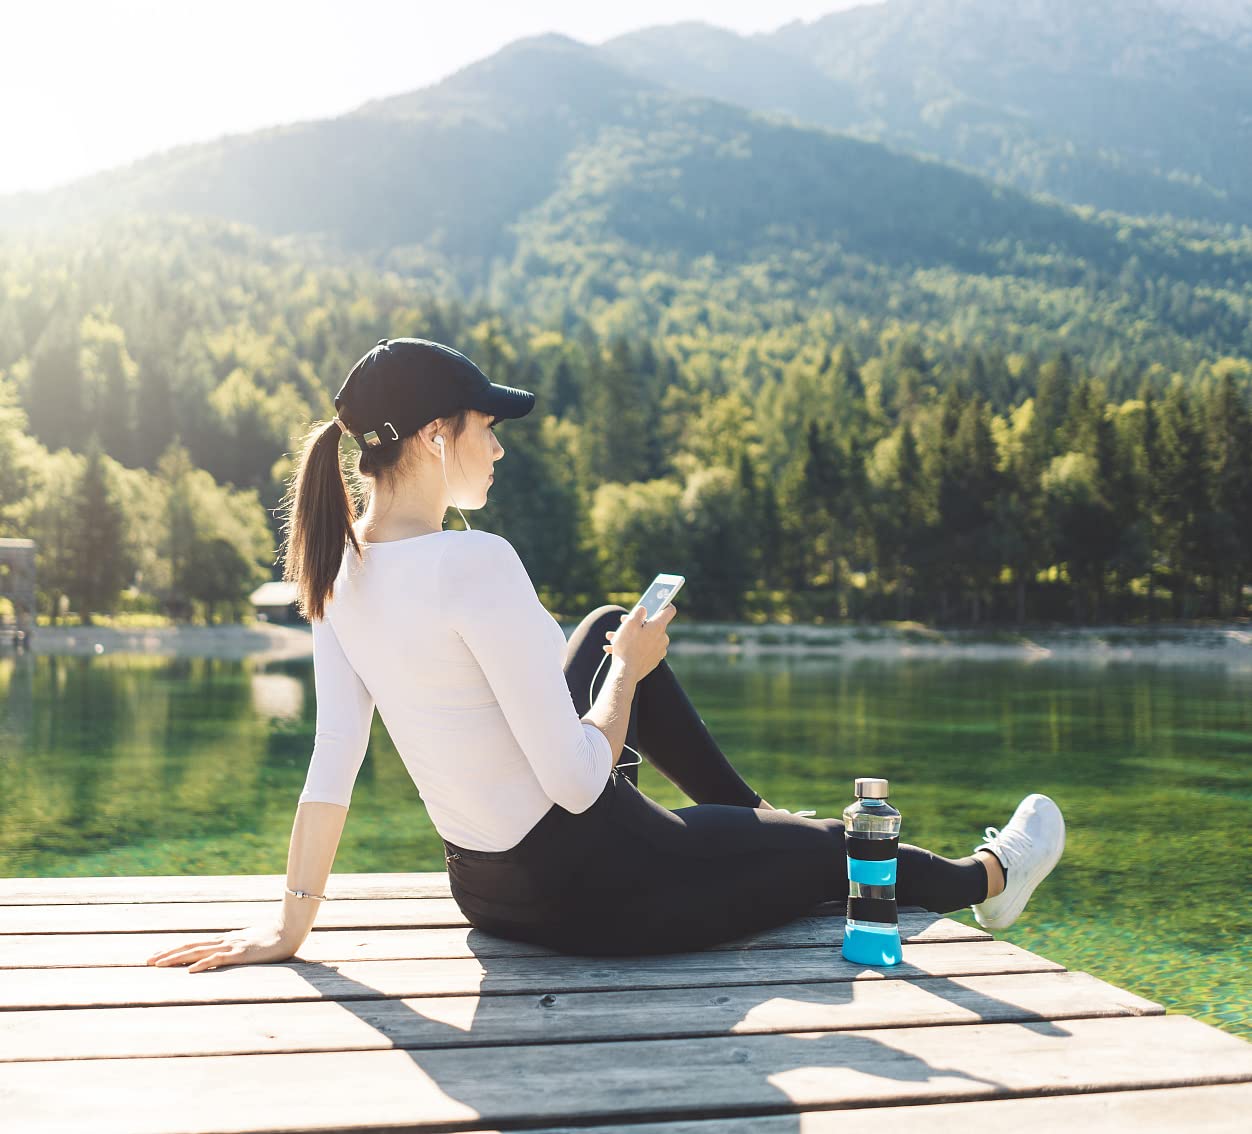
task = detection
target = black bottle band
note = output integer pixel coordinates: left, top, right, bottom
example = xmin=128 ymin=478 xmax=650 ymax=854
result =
xmin=847 ymin=895 xmax=899 ymax=924
xmin=845 ymin=834 xmax=899 ymax=861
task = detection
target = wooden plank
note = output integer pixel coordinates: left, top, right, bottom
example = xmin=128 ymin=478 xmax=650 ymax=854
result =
xmin=0 ymin=872 xmax=454 ymax=905
xmin=0 ymin=971 xmax=1160 ymax=1062
xmin=0 ymin=912 xmax=988 ymax=968
xmin=460 ymin=1082 xmax=1252 ymax=1134
xmin=0 ymin=940 xmax=1063 ymax=1009
xmin=0 ymin=895 xmax=891 ymax=933
xmin=1 ymin=1015 xmax=1248 ymax=1133
xmin=0 ymin=897 xmax=471 ymax=933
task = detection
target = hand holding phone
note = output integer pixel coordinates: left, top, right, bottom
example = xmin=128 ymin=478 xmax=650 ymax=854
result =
xmin=604 ymin=573 xmax=685 ymax=679
xmin=634 ymin=573 xmax=685 ymax=621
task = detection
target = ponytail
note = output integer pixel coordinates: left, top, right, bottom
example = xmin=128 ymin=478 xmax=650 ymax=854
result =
xmin=278 ymin=405 xmax=475 ymax=622
xmin=278 ymin=419 xmax=362 ymax=623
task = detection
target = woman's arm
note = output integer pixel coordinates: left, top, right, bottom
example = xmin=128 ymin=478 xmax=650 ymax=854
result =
xmin=146 ymin=616 xmax=373 ymax=972
xmin=580 ymin=654 xmax=639 ymax=770
xmin=145 ymin=800 xmax=347 ymax=971
xmin=277 ymin=801 xmax=349 ymax=947
xmin=441 ymin=531 xmax=614 ymax=813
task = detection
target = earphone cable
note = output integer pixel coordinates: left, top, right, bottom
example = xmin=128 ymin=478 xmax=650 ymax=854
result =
xmin=588 ymin=650 xmax=643 ymax=769
xmin=436 ymin=435 xmax=472 ymax=532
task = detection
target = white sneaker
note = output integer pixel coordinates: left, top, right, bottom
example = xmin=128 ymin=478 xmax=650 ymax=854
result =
xmin=970 ymin=793 xmax=1065 ymax=931
xmin=775 ymin=807 xmax=818 ymax=817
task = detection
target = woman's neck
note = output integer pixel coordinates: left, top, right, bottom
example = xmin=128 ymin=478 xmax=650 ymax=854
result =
xmin=353 ymin=513 xmax=443 ymax=542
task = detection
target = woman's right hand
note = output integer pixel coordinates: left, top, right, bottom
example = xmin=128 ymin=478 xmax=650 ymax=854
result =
xmin=604 ymin=602 xmax=676 ymax=679
xmin=145 ymin=922 xmax=299 ymax=973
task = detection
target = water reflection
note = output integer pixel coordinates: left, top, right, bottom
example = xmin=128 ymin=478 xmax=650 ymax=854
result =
xmin=250 ymin=672 xmax=305 ymax=722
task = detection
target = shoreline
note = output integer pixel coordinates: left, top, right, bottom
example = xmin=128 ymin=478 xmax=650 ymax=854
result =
xmin=7 ymin=620 xmax=1252 ymax=668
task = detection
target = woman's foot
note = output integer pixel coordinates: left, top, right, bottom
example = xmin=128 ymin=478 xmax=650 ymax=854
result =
xmin=970 ymin=793 xmax=1065 ymax=931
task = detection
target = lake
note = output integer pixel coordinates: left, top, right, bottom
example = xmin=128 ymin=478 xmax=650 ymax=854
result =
xmin=1 ymin=646 xmax=1248 ymax=1042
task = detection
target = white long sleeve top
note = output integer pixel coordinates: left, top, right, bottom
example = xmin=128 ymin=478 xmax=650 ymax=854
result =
xmin=298 ymin=528 xmax=613 ymax=851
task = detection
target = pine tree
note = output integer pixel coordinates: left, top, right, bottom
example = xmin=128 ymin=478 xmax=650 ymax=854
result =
xmin=134 ymin=354 xmax=177 ymax=469
xmin=801 ymin=419 xmax=845 ymax=614
xmin=735 ymin=449 xmax=764 ymax=589
xmin=582 ymin=336 xmax=652 ymax=485
xmin=158 ymin=441 xmax=199 ymax=620
xmin=946 ymin=396 xmax=1003 ymax=624
xmin=80 ymin=310 xmax=139 ymax=467
xmin=1048 ymin=378 xmax=1124 ymax=622
xmin=758 ymin=478 xmax=785 ymax=587
xmin=27 ymin=312 xmax=85 ymax=453
xmin=1033 ymin=350 xmax=1076 ymax=456
xmin=543 ymin=357 xmax=579 ymax=419
xmin=1137 ymin=378 xmax=1162 ymax=621
xmin=1199 ymin=372 xmax=1252 ymax=617
xmin=1154 ymin=380 xmax=1207 ymax=619
xmin=68 ymin=437 xmax=131 ymax=623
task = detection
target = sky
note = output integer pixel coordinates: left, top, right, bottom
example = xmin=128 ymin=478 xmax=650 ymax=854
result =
xmin=0 ymin=0 xmax=877 ymax=197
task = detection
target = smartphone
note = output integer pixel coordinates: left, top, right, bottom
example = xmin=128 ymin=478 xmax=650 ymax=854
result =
xmin=633 ymin=573 xmax=686 ymax=622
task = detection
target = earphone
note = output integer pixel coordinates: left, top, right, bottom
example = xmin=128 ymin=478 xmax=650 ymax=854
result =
xmin=435 ymin=432 xmax=641 ymax=771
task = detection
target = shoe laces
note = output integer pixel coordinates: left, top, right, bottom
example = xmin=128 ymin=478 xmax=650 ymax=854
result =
xmin=982 ymin=822 xmax=1033 ymax=872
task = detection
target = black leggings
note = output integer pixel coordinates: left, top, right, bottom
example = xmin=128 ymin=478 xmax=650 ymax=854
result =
xmin=442 ymin=605 xmax=990 ymax=956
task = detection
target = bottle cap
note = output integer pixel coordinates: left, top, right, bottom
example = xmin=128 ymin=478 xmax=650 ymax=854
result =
xmin=855 ymin=777 xmax=890 ymax=798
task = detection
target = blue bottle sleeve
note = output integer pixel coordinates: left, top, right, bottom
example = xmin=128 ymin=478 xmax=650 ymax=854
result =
xmin=842 ymin=831 xmax=903 ymax=966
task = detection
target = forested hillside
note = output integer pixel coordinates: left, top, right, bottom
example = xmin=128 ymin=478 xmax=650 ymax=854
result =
xmin=1 ymin=215 xmax=1248 ymax=628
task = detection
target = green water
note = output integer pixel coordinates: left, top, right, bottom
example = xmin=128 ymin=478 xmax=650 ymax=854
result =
xmin=1 ymin=648 xmax=1248 ymax=1041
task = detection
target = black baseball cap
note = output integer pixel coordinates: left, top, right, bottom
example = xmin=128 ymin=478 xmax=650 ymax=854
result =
xmin=334 ymin=337 xmax=535 ymax=449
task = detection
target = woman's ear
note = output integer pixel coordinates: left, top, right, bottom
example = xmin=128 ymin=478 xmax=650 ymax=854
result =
xmin=420 ymin=421 xmax=444 ymax=457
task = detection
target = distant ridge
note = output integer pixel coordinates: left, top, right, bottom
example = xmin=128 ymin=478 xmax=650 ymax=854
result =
xmin=603 ymin=0 xmax=1252 ymax=227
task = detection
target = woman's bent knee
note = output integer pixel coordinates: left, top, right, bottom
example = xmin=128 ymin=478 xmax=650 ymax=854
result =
xmin=582 ymin=603 xmax=628 ymax=625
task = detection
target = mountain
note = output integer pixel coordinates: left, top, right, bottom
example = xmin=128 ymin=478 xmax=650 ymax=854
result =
xmin=1 ymin=31 xmax=1248 ymax=372
xmin=600 ymin=0 xmax=1252 ymax=227
xmin=0 ymin=33 xmax=1230 ymax=280
xmin=0 ymin=36 xmax=663 ymax=268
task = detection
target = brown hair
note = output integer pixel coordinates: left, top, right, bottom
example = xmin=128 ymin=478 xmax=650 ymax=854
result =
xmin=277 ymin=407 xmax=473 ymax=622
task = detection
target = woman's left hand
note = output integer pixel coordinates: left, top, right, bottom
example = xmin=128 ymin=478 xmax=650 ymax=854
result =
xmin=145 ymin=922 xmax=298 ymax=972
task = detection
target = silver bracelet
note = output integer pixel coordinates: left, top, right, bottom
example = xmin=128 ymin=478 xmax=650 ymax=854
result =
xmin=285 ymin=887 xmax=327 ymax=902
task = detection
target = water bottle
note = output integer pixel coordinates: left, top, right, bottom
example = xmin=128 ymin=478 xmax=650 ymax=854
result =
xmin=841 ymin=776 xmax=903 ymax=966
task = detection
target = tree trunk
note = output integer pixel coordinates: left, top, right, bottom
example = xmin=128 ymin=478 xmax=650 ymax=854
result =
xmin=1016 ymin=573 xmax=1026 ymax=626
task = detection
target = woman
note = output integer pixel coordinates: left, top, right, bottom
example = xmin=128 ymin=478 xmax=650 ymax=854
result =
xmin=146 ymin=337 xmax=1065 ymax=972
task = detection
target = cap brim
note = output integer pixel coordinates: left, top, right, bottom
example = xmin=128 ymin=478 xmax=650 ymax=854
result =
xmin=480 ymin=383 xmax=536 ymax=420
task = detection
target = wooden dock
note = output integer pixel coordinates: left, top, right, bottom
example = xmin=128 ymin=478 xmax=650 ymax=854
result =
xmin=1 ymin=871 xmax=1248 ymax=1132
